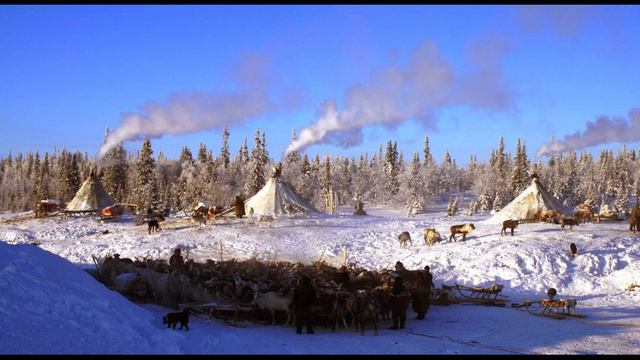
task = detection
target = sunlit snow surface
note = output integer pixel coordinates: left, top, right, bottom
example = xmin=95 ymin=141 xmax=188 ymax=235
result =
xmin=1 ymin=205 xmax=639 ymax=354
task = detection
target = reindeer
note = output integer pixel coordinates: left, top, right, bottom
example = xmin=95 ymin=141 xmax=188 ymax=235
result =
xmin=251 ymin=288 xmax=294 ymax=325
xmin=191 ymin=214 xmax=206 ymax=227
xmin=352 ymin=290 xmax=379 ymax=336
xmin=501 ymin=219 xmax=518 ymax=236
xmin=397 ymin=231 xmax=412 ymax=247
xmin=331 ymin=287 xmax=355 ymax=332
xmin=449 ymin=224 xmax=475 ymax=242
xmin=537 ymin=210 xmax=561 ymax=223
xmin=560 ymin=217 xmax=579 ymax=230
xmin=422 ymin=228 xmax=443 ymax=246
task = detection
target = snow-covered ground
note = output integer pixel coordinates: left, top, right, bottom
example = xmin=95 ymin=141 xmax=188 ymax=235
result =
xmin=1 ymin=205 xmax=639 ymax=354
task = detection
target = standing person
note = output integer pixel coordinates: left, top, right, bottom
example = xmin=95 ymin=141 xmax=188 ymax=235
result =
xmin=389 ymin=276 xmax=409 ymax=330
xmin=234 ymin=195 xmax=246 ymax=219
xmin=630 ymin=203 xmax=640 ymax=232
xmin=424 ymin=265 xmax=434 ymax=313
xmin=411 ymin=273 xmax=428 ymax=320
xmin=293 ymin=274 xmax=317 ymax=334
xmin=169 ymin=248 xmax=184 ymax=272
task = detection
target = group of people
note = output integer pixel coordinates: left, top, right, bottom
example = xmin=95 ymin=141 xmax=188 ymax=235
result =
xmin=388 ymin=264 xmax=434 ymax=329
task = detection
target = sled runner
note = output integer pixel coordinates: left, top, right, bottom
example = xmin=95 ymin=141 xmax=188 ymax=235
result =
xmin=513 ymin=299 xmax=586 ymax=320
xmin=442 ymin=282 xmax=509 ymax=306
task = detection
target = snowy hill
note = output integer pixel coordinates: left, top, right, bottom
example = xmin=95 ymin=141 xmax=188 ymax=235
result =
xmin=1 ymin=206 xmax=640 ymax=354
xmin=0 ymin=242 xmax=180 ymax=354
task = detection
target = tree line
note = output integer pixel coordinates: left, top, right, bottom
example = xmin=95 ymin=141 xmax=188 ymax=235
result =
xmin=1 ymin=128 xmax=639 ymax=216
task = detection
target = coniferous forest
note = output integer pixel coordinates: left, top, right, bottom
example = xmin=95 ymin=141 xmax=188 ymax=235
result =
xmin=1 ymin=127 xmax=638 ymax=217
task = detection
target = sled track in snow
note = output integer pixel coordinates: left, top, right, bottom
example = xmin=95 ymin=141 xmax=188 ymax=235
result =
xmin=399 ymin=328 xmax=533 ymax=355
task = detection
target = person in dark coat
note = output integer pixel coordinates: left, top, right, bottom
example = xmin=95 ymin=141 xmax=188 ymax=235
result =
xmin=293 ymin=274 xmax=317 ymax=334
xmin=424 ymin=265 xmax=434 ymax=313
xmin=169 ymin=248 xmax=184 ymax=272
xmin=389 ymin=276 xmax=409 ymax=329
xmin=630 ymin=203 xmax=640 ymax=231
xmin=234 ymin=195 xmax=246 ymax=218
xmin=411 ymin=273 xmax=428 ymax=320
xmin=336 ymin=266 xmax=350 ymax=288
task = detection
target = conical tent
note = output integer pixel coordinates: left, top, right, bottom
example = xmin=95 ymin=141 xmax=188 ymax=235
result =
xmin=65 ymin=170 xmax=116 ymax=212
xmin=485 ymin=177 xmax=572 ymax=224
xmin=243 ymin=175 xmax=319 ymax=216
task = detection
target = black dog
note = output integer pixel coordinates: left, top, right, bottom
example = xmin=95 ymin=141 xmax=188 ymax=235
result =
xmin=570 ymin=243 xmax=577 ymax=257
xmin=163 ymin=308 xmax=189 ymax=330
xmin=148 ymin=219 xmax=160 ymax=234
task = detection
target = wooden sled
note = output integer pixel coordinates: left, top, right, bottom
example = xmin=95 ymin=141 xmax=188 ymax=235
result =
xmin=442 ymin=283 xmax=509 ymax=307
xmin=513 ymin=299 xmax=586 ymax=320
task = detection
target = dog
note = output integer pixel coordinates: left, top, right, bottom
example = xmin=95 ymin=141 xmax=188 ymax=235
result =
xmin=148 ymin=219 xmax=161 ymax=234
xmin=163 ymin=308 xmax=190 ymax=330
xmin=570 ymin=243 xmax=577 ymax=257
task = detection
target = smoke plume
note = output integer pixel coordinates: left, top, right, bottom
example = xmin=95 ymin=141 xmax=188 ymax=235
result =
xmin=97 ymin=53 xmax=274 ymax=160
xmin=536 ymin=108 xmax=640 ymax=159
xmin=285 ymin=35 xmax=512 ymax=156
xmin=515 ymin=5 xmax=593 ymax=38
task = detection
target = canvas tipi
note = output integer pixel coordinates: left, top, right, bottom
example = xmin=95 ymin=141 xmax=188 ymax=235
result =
xmin=486 ymin=176 xmax=572 ymax=224
xmin=65 ymin=169 xmax=116 ymax=212
xmin=242 ymin=163 xmax=318 ymax=216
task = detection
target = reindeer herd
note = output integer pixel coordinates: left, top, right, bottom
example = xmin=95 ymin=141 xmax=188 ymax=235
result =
xmin=92 ymin=254 xmax=436 ymax=335
xmin=397 ymin=223 xmax=477 ymax=248
xmin=396 ymin=203 xmax=640 ymax=249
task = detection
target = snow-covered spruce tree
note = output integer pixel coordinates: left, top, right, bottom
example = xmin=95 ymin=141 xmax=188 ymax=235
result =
xmin=99 ymin=142 xmax=127 ymax=202
xmin=199 ymin=150 xmax=218 ymax=206
xmin=423 ymin=135 xmax=434 ymax=168
xmin=447 ymin=196 xmax=459 ymax=216
xmin=179 ymin=146 xmax=193 ymax=167
xmin=320 ymin=155 xmax=333 ymax=211
xmin=60 ymin=149 xmax=82 ymax=202
xmin=197 ymin=143 xmax=208 ymax=165
xmin=614 ymin=148 xmax=631 ymax=215
xmin=509 ymin=138 xmax=528 ymax=199
xmin=219 ymin=126 xmax=231 ymax=170
xmin=244 ymin=129 xmax=266 ymax=197
xmin=467 ymin=200 xmax=479 ymax=216
xmin=283 ymin=129 xmax=302 ymax=193
xmin=492 ymin=193 xmax=503 ymax=213
xmin=440 ymin=149 xmax=455 ymax=198
xmin=174 ymin=153 xmax=200 ymax=211
xmin=478 ymin=187 xmax=492 ymax=213
xmin=310 ymin=154 xmax=322 ymax=208
xmin=155 ymin=152 xmax=179 ymax=211
xmin=332 ymin=157 xmax=353 ymax=207
xmin=490 ymin=137 xmax=510 ymax=209
xmin=131 ymin=139 xmax=160 ymax=211
xmin=298 ymin=153 xmax=316 ymax=203
xmin=28 ymin=152 xmax=42 ymax=207
xmin=404 ymin=152 xmax=424 ymax=215
xmin=238 ymin=137 xmax=249 ymax=165
xmin=354 ymin=153 xmax=371 ymax=205
xmin=35 ymin=152 xmax=51 ymax=201
xmin=574 ymin=151 xmax=594 ymax=205
xmin=384 ymin=141 xmax=400 ymax=203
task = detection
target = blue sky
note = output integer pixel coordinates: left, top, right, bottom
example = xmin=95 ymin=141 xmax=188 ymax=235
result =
xmin=1 ymin=5 xmax=639 ymax=163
